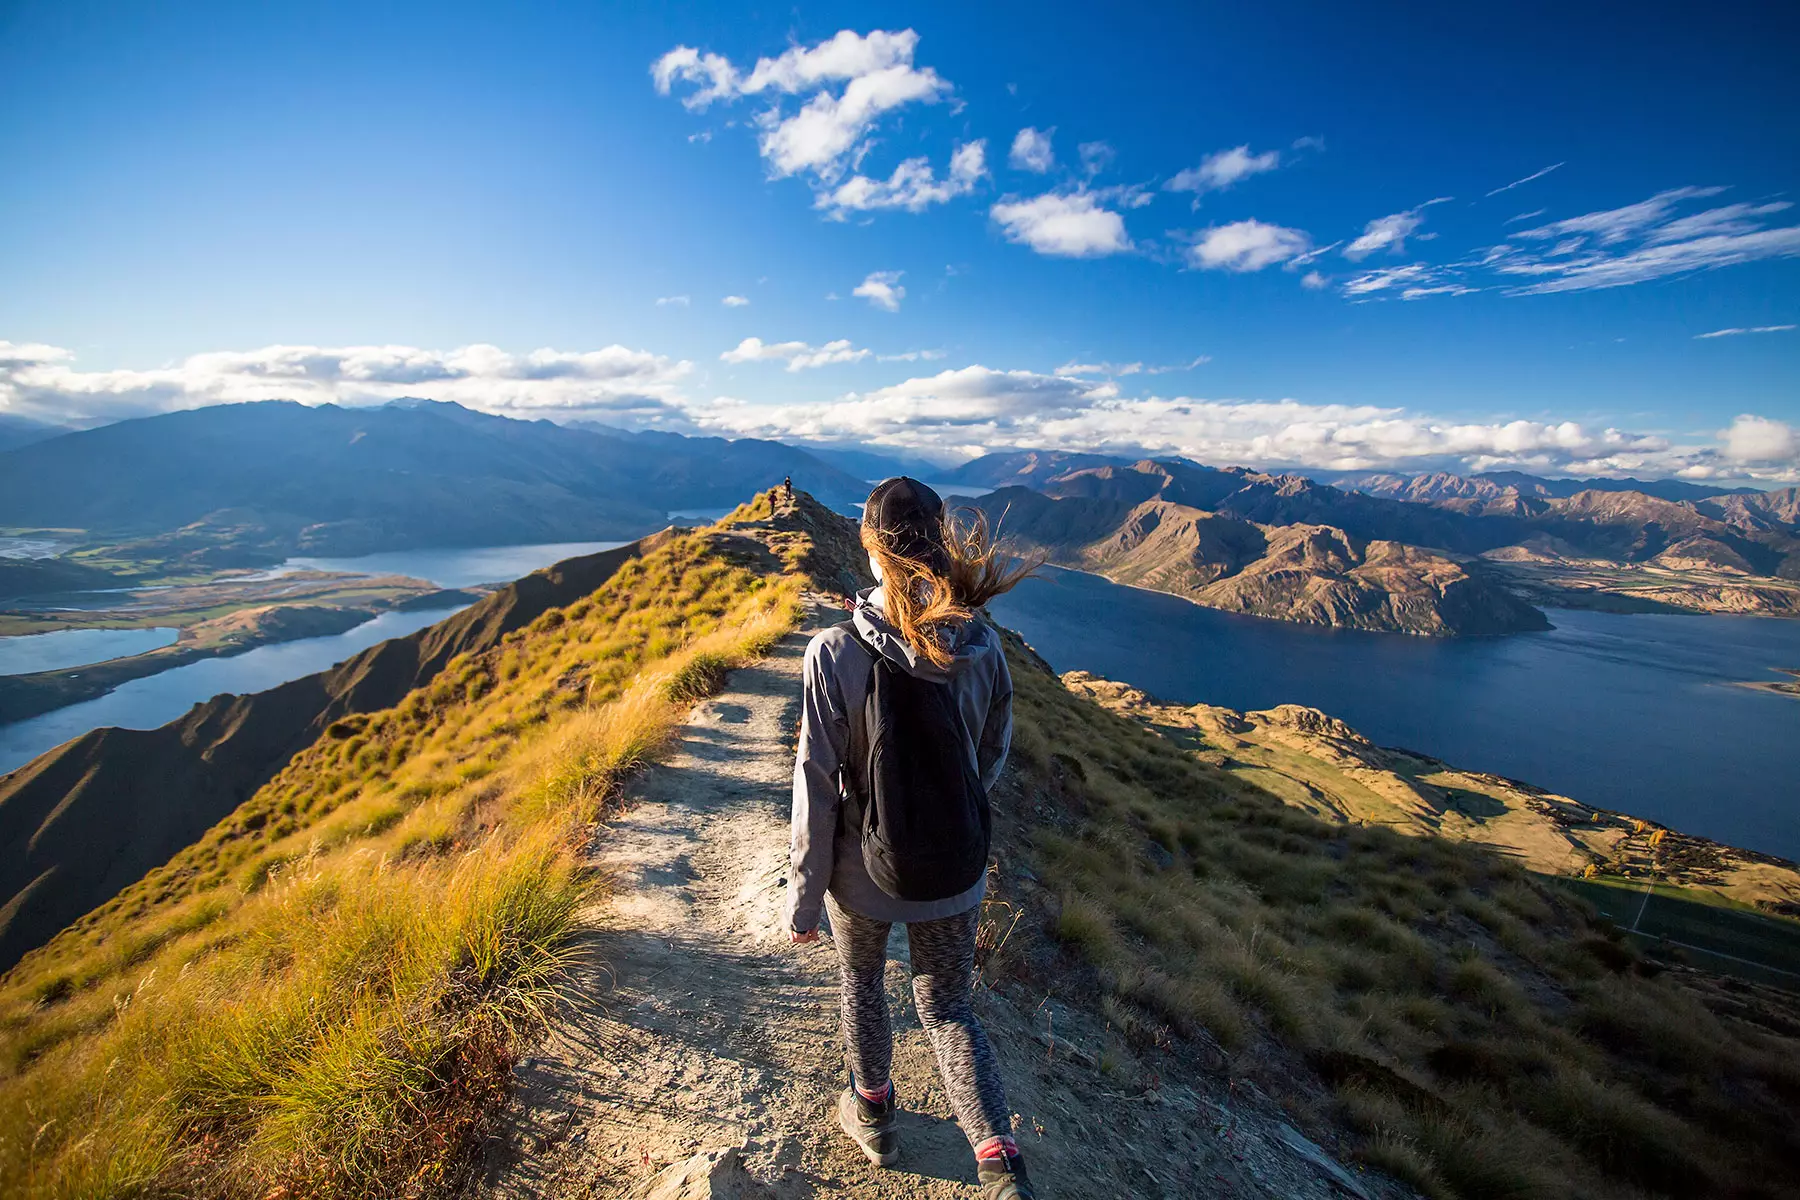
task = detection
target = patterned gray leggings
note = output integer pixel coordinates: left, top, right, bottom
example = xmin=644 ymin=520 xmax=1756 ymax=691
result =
xmin=825 ymin=894 xmax=1011 ymax=1147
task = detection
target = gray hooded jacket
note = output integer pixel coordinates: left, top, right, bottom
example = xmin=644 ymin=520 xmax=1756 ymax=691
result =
xmin=787 ymin=587 xmax=1014 ymax=931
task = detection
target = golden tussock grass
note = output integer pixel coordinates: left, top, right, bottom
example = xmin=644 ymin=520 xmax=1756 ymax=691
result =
xmin=0 ymin=531 xmax=804 ymax=1198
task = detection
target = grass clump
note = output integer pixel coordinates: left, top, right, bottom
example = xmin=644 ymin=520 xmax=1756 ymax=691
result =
xmin=0 ymin=529 xmax=805 ymax=1197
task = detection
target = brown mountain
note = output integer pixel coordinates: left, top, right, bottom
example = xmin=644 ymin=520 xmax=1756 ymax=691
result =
xmin=971 ymin=481 xmax=1549 ymax=636
xmin=0 ymin=532 xmax=671 ymax=971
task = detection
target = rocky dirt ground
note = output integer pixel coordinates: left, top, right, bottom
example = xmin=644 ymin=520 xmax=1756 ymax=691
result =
xmin=475 ymin=598 xmax=1387 ymax=1200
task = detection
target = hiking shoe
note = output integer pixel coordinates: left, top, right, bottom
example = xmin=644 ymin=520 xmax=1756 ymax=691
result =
xmin=978 ymin=1148 xmax=1037 ymax=1199
xmin=836 ymin=1086 xmax=899 ymax=1167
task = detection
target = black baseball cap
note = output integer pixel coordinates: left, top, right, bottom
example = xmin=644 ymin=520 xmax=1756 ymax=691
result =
xmin=863 ymin=476 xmax=948 ymax=569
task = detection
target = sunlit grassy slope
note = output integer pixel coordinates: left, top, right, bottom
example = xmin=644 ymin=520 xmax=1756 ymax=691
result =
xmin=0 ymin=526 xmax=803 ymax=1197
xmin=991 ymin=634 xmax=1800 ymax=1200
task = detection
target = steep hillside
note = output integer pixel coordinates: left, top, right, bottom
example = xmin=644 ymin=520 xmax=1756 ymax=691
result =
xmin=971 ymin=484 xmax=1547 ymax=635
xmin=1062 ymin=673 xmax=1800 ymax=917
xmin=0 ymin=400 xmax=868 ymax=559
xmin=0 ymin=509 xmax=809 ymax=1196
xmin=0 ymin=535 xmax=667 ymax=971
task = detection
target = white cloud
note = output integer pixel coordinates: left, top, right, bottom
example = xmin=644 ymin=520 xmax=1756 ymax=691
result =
xmin=1291 ymin=135 xmax=1326 ymax=152
xmin=818 ymin=140 xmax=986 ymax=214
xmin=674 ymin=360 xmax=1797 ymax=482
xmin=991 ymin=192 xmax=1133 ymax=257
xmin=1078 ymin=141 xmax=1115 ymax=176
xmin=1722 ymin=415 xmax=1796 ymax=464
xmin=13 ymin=339 xmax=1793 ymax=484
xmin=853 ymin=271 xmax=906 ymax=311
xmin=1484 ymin=188 xmax=1800 ymax=294
xmin=1009 ymin=127 xmax=1054 ymax=173
xmin=1485 ymin=162 xmax=1563 ymax=197
xmin=720 ymin=336 xmax=871 ymax=371
xmin=1505 ymin=208 xmax=1547 ymax=224
xmin=652 ymin=30 xmax=971 ymax=213
xmin=722 ymin=295 xmax=750 ymax=307
xmin=1188 ymin=219 xmax=1312 ymax=271
xmin=1301 ymin=270 xmax=1327 ymax=290
xmin=1055 ymin=361 xmax=1143 ymax=377
xmin=679 ymin=365 xmax=1798 ymax=483
xmin=655 ymin=295 xmax=691 ymax=307
xmin=1344 ymin=199 xmax=1450 ymax=260
xmin=1696 ymin=324 xmax=1796 ymax=339
xmin=1165 ymin=145 xmax=1281 ymax=199
xmin=0 ymin=340 xmax=694 ymax=425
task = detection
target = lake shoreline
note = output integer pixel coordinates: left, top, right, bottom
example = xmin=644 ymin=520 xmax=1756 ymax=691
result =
xmin=989 ymin=566 xmax=1800 ymax=863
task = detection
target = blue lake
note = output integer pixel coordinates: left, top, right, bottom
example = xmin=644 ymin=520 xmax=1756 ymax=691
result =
xmin=0 ymin=606 xmax=468 ymax=775
xmin=987 ymin=567 xmax=1800 ymax=862
xmin=0 ymin=626 xmax=179 ymax=676
xmin=0 ymin=538 xmax=639 ymax=774
xmin=275 ymin=540 xmax=630 ymax=589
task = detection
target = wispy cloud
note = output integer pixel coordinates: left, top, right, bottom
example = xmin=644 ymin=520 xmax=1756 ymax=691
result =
xmin=1695 ymin=324 xmax=1796 ymax=338
xmin=853 ymin=270 xmax=906 ymax=311
xmin=1483 ymin=187 xmax=1800 ymax=294
xmin=1485 ymin=162 xmax=1563 ymax=197
xmin=991 ymin=191 xmax=1133 ymax=257
xmin=1343 ymin=198 xmax=1451 ymax=260
xmin=654 ymin=295 xmax=691 ymax=307
xmin=1505 ymin=208 xmax=1547 ymax=225
xmin=1164 ymin=145 xmax=1281 ymax=203
xmin=722 ymin=295 xmax=750 ymax=307
xmin=720 ymin=336 xmax=870 ymax=371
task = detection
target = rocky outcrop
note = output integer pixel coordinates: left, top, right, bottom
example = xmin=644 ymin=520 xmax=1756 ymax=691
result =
xmin=972 ymin=485 xmax=1549 ymax=636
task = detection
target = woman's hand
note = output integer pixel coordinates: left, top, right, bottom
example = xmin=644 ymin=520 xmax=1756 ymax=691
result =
xmin=790 ymin=928 xmax=820 ymax=944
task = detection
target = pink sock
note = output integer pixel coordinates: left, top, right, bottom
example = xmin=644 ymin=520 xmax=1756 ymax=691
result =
xmin=855 ymin=1079 xmax=892 ymax=1103
xmin=974 ymin=1135 xmax=1019 ymax=1161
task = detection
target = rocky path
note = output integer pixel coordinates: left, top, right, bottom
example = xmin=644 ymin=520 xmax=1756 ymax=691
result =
xmin=477 ymin=599 xmax=1381 ymax=1200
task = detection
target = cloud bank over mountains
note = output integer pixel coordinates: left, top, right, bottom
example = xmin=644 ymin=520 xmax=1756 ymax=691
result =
xmin=5 ymin=340 xmax=1794 ymax=485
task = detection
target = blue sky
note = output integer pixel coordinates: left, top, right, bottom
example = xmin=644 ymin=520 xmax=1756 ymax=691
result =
xmin=1 ymin=0 xmax=1796 ymax=481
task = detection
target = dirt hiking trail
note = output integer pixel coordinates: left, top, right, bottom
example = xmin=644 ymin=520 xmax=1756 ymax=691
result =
xmin=477 ymin=598 xmax=1380 ymax=1200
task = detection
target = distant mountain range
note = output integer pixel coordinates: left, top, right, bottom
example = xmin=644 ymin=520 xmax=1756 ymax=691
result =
xmin=0 ymin=400 xmax=870 ymax=563
xmin=965 ymin=462 xmax=1551 ymax=635
xmin=949 ymin=453 xmax=1800 ymax=631
xmin=1331 ymin=468 xmax=1762 ymax=507
xmin=0 ymin=413 xmax=71 ymax=455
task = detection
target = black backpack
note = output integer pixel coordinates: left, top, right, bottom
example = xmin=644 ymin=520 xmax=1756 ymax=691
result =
xmin=836 ymin=620 xmax=991 ymax=902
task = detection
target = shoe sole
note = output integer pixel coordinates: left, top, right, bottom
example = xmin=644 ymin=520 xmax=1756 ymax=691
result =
xmin=837 ymin=1105 xmax=900 ymax=1167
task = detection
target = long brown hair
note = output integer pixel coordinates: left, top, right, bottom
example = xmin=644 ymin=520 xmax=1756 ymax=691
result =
xmin=862 ymin=506 xmax=1042 ymax=670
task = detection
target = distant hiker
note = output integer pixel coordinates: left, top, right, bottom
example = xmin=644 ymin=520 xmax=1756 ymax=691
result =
xmin=782 ymin=475 xmax=794 ymax=503
xmin=788 ymin=477 xmax=1041 ymax=1198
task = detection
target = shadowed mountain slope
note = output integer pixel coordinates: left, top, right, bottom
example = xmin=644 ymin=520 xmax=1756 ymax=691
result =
xmin=0 ymin=533 xmax=670 ymax=971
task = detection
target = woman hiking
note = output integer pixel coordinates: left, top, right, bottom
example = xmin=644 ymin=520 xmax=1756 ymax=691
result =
xmin=787 ymin=477 xmax=1040 ymax=1199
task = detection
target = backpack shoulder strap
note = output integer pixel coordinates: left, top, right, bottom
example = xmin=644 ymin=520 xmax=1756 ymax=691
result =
xmin=833 ymin=616 xmax=873 ymax=654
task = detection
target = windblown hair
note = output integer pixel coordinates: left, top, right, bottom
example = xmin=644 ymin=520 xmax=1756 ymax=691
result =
xmin=862 ymin=507 xmax=1043 ymax=670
